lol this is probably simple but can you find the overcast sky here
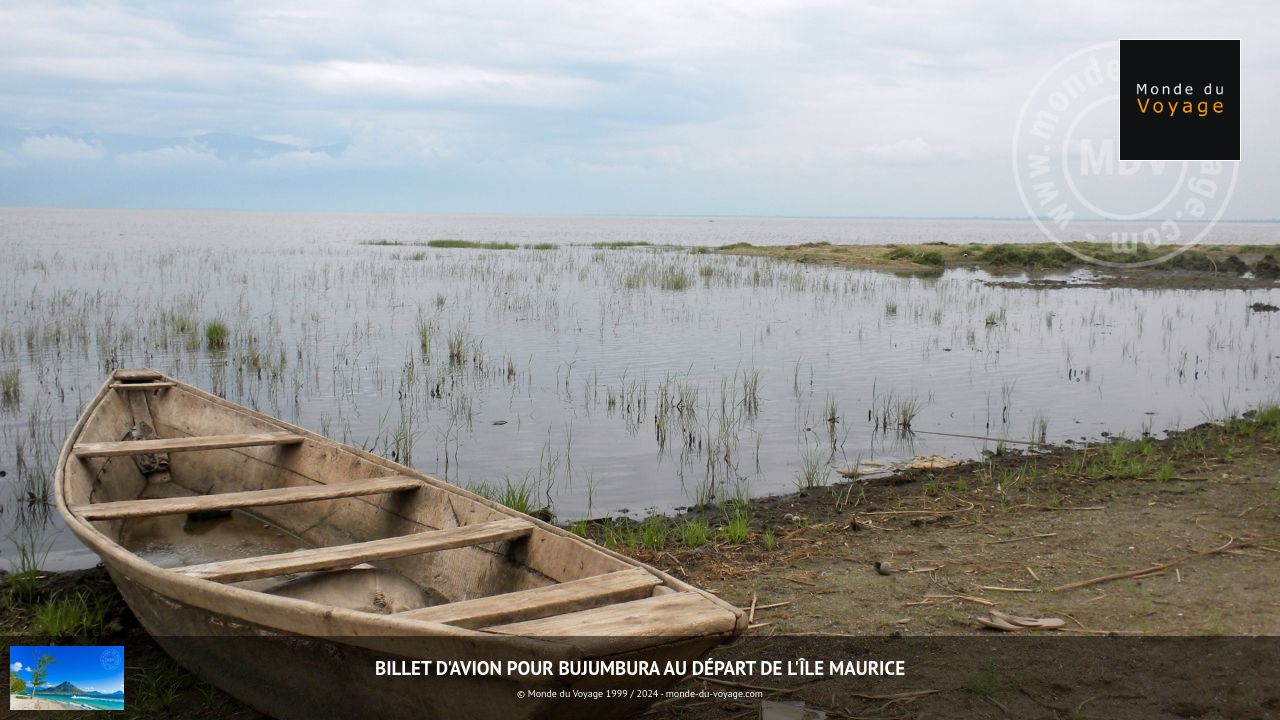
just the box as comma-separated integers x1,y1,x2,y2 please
1,1,1277,217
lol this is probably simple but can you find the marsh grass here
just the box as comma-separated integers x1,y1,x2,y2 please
204,320,229,349
591,241,652,249
717,502,750,544
31,591,110,640
470,477,537,515
133,663,190,716
741,370,761,416
677,517,710,548
659,267,691,290
639,514,668,550
0,367,18,408
5,529,52,604
426,239,519,250
885,246,945,267
1085,436,1157,480
447,328,468,365
416,315,433,355
794,442,829,489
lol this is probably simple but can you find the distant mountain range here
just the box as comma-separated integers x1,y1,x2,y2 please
38,681,86,695
29,682,122,697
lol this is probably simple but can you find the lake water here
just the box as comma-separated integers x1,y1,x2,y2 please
1,208,1277,569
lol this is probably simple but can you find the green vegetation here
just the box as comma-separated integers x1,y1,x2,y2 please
447,327,467,365
741,370,761,416
591,240,653,249
30,654,54,699
526,242,558,250
10,675,24,695
1225,403,1280,436
1,366,19,407
204,320,229,349
426,239,519,249
32,592,110,640
1084,436,1158,480
976,244,1073,269
762,527,778,551
886,245,945,267
962,664,1007,697
6,533,50,604
470,478,536,515
133,664,188,715
416,316,433,355
795,444,829,489
639,514,668,551
718,502,750,544
659,266,691,290
677,517,710,548
1255,253,1280,279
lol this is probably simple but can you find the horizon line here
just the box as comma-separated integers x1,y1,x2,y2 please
1,206,1277,224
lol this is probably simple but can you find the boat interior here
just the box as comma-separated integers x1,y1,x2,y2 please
63,370,739,639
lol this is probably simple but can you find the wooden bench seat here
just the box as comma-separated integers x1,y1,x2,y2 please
482,592,739,652
72,475,423,520
73,431,303,458
176,518,534,583
398,568,661,628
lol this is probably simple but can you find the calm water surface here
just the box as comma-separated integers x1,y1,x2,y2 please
1,209,1277,569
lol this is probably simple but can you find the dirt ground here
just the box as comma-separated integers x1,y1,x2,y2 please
655,434,1280,638
3,415,1278,719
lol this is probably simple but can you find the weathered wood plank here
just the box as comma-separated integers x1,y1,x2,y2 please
114,369,163,381
176,518,534,583
111,381,177,389
74,432,303,458
483,592,738,640
72,475,425,520
398,568,661,628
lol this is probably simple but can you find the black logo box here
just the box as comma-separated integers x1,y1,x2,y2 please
1120,39,1239,161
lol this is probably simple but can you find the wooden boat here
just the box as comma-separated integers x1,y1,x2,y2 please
56,369,745,719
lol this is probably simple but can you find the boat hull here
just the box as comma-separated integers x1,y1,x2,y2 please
56,371,743,720
109,561,721,720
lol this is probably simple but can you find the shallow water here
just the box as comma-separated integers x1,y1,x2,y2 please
1,208,1277,569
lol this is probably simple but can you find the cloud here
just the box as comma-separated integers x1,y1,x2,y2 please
115,144,221,168
20,134,105,161
10,661,21,672
0,1,1276,215
860,137,967,164
292,61,599,107
248,149,336,168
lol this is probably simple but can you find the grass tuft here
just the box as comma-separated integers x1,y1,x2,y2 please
204,320,229,349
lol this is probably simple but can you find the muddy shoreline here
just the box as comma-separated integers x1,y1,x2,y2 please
3,409,1277,718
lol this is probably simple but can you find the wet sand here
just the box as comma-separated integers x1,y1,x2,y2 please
9,694,86,710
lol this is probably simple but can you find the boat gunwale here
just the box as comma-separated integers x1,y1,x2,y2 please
54,369,746,647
